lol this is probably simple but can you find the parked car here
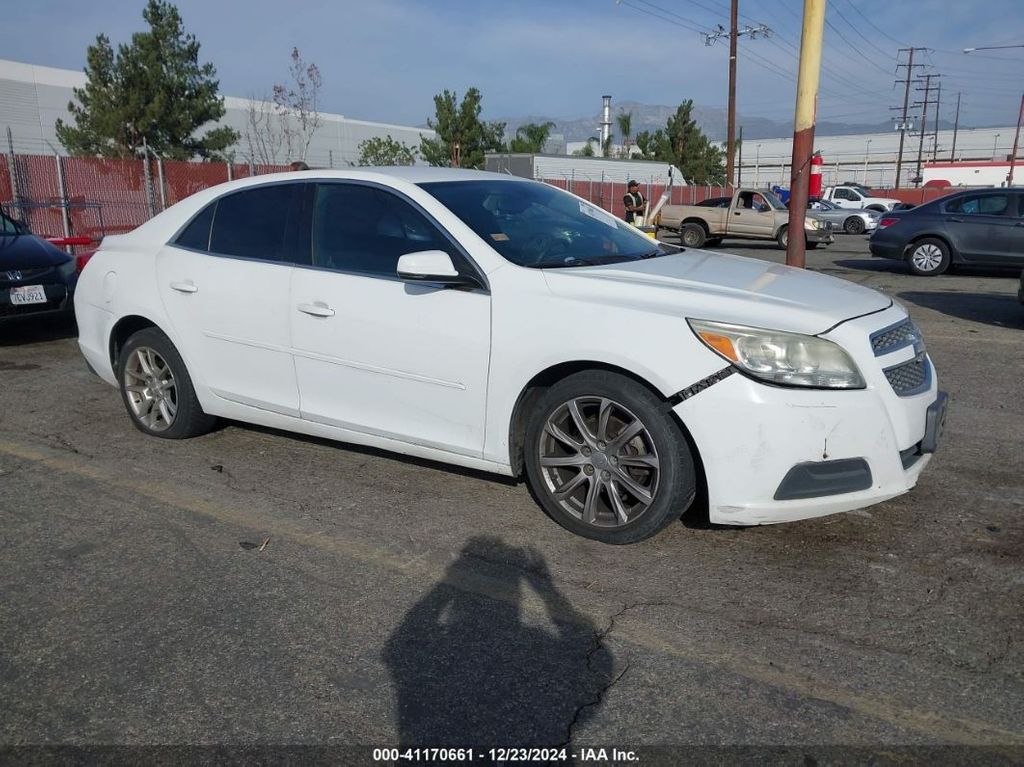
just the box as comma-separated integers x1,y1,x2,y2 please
658,187,834,249
1018,270,1024,305
0,209,81,323
76,169,945,544
804,198,879,234
821,184,902,213
870,188,1024,276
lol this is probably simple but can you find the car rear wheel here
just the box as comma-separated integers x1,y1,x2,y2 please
680,223,706,248
524,371,697,544
844,216,866,234
118,327,216,439
907,238,951,276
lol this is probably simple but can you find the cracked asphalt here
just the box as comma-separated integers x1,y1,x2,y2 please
0,236,1022,759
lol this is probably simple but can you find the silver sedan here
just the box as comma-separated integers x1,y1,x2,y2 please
807,198,879,235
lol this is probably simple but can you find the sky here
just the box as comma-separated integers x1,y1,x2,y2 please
6,0,1024,129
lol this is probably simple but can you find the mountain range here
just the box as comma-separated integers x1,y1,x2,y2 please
494,100,955,143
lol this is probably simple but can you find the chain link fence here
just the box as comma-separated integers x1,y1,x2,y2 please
1,144,289,252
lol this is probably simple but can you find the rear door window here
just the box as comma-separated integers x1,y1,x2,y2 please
945,193,1010,216
208,183,310,263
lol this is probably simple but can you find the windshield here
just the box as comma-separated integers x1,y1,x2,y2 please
759,189,787,210
420,179,676,268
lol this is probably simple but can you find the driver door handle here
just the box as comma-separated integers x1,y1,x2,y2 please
297,302,335,318
169,281,198,294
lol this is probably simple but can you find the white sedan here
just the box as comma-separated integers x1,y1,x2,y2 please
75,168,946,544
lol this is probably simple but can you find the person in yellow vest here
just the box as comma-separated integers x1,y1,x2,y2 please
622,180,646,224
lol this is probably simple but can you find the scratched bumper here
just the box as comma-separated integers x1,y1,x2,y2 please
672,368,934,526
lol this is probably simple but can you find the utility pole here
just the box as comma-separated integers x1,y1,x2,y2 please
785,0,825,269
912,74,940,187
1009,91,1023,187
891,47,926,188
932,83,942,161
727,0,738,189
704,15,770,189
950,92,961,162
737,125,743,185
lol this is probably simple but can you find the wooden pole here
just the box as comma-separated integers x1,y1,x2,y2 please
785,0,826,269
1008,92,1024,187
725,0,738,189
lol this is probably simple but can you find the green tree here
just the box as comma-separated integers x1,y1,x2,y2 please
572,139,596,157
616,110,633,157
56,0,237,160
508,121,555,153
664,100,724,184
357,135,417,166
632,101,724,184
419,87,505,169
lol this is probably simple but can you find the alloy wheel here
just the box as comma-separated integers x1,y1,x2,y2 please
538,396,660,528
911,243,943,273
123,346,178,431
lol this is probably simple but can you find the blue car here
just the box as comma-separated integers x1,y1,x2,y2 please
0,210,80,323
869,189,1024,276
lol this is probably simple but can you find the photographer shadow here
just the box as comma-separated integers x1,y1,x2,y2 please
383,536,614,750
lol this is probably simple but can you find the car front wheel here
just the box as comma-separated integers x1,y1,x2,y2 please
844,216,866,234
118,327,216,439
524,371,697,544
907,238,951,276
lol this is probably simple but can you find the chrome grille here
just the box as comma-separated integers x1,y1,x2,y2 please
871,319,922,356
884,353,930,397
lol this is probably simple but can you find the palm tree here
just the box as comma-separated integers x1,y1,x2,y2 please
616,111,633,158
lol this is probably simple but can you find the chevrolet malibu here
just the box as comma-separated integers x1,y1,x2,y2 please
75,169,946,544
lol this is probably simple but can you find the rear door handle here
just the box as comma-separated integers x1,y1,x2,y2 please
949,216,965,223
297,302,335,318
169,281,198,294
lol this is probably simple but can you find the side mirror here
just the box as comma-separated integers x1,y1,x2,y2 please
397,250,473,286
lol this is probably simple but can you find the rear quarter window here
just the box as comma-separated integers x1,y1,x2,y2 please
173,203,216,250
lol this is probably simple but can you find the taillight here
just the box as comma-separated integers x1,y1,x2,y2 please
76,251,96,273
877,217,899,229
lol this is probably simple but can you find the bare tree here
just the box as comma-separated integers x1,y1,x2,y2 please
243,92,286,166
272,47,323,163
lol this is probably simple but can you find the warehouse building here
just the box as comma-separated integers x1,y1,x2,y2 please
0,58,434,167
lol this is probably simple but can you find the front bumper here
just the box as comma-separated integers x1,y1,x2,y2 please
674,307,941,525
806,226,835,244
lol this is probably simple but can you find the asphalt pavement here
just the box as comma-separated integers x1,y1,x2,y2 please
0,235,1022,762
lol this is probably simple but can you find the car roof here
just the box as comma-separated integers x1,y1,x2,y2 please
257,167,521,185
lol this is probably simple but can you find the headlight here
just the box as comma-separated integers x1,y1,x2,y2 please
804,218,821,230
688,319,866,389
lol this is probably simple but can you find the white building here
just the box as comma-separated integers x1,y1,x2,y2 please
739,125,1021,189
0,58,434,166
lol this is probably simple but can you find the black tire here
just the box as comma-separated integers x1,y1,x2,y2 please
680,223,707,248
523,371,697,544
776,225,789,249
843,216,866,235
906,237,951,276
118,327,216,439
704,237,723,247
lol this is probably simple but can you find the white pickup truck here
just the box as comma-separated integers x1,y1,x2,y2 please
820,184,901,213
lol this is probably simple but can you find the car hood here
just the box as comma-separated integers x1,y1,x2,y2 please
542,250,891,335
0,234,72,269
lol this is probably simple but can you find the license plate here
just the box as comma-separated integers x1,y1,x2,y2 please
9,285,47,305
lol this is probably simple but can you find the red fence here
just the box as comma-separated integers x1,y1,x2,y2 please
0,153,289,249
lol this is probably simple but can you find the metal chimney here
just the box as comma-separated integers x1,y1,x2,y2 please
600,95,612,151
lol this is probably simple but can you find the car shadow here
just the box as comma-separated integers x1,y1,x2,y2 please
833,258,906,273
383,535,614,750
898,291,1024,330
0,316,77,347
228,422,520,487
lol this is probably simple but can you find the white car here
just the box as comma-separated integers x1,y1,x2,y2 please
75,169,947,544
